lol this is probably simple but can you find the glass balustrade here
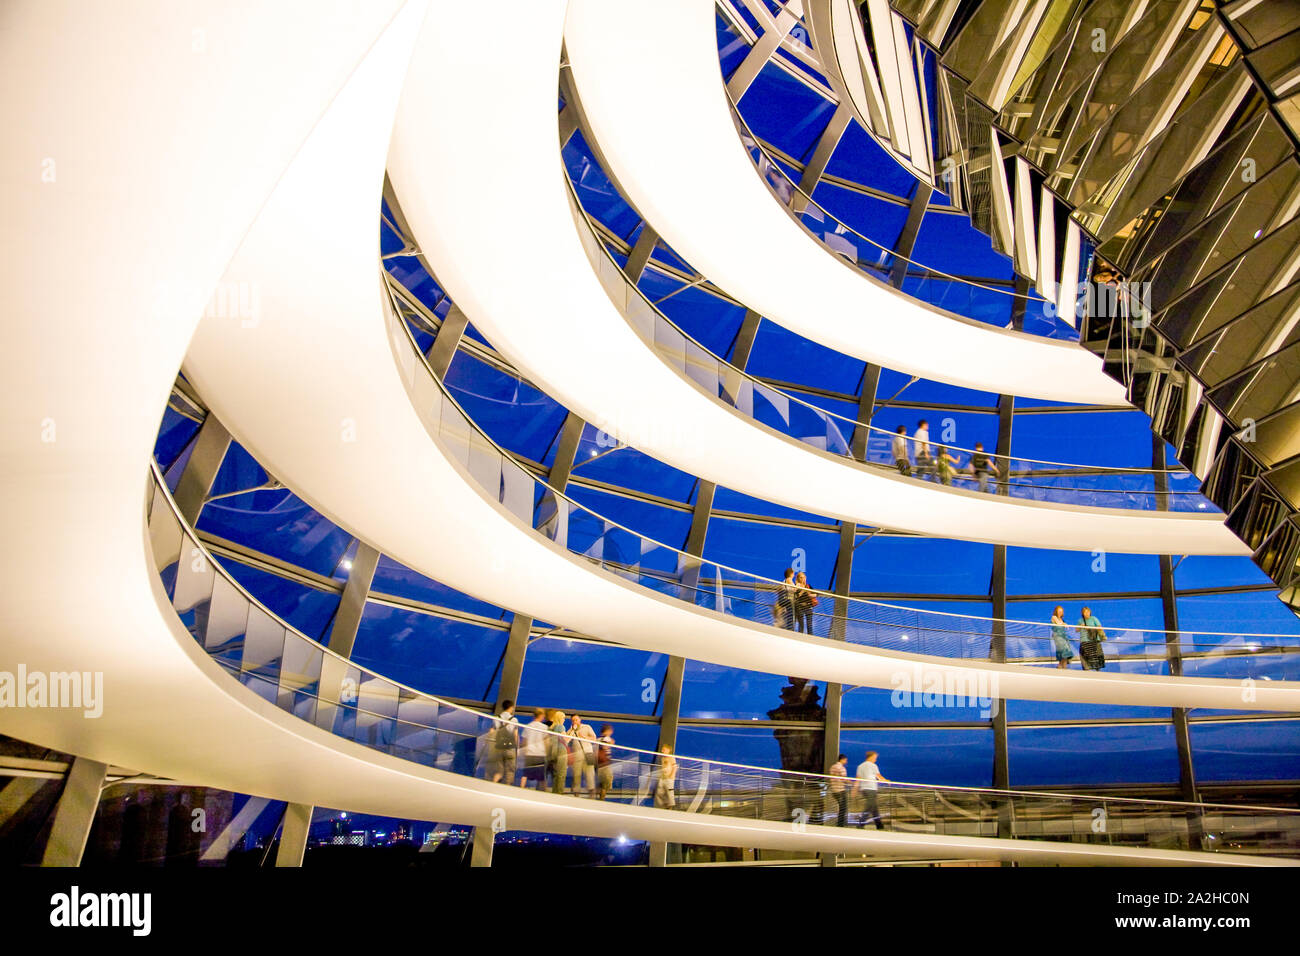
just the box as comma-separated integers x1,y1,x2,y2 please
379,278,1300,675
145,465,1300,859
557,169,1204,512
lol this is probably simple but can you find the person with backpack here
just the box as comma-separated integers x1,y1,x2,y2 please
968,442,994,493
596,724,615,800
569,713,598,797
1078,606,1107,670
546,709,569,795
892,425,911,476
489,699,519,785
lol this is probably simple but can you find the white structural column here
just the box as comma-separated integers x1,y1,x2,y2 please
563,0,1125,405
385,0,1243,555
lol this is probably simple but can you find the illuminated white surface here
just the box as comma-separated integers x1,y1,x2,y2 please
187,0,1285,709
564,0,1126,406
385,0,1243,555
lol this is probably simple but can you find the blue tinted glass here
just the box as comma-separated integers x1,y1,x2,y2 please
677,724,817,769
569,439,698,503
1007,547,1159,596
566,484,693,551
198,490,354,578
738,61,835,161
681,661,821,720
517,638,671,717
154,407,200,472
1175,555,1273,590
703,517,840,589
208,440,268,498
351,603,507,702
841,728,994,787
823,120,918,197
369,555,506,621
218,558,341,642
1004,698,1172,721
810,182,907,249
1176,592,1300,636
911,210,1013,278
852,535,994,596
712,485,836,524
746,321,868,395
1008,724,1179,785
874,367,998,409
716,10,750,80
639,271,747,356
1190,720,1300,781
842,683,991,722
1010,409,1154,467
443,351,566,462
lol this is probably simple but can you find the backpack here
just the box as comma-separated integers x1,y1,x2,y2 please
547,726,567,760
494,719,516,752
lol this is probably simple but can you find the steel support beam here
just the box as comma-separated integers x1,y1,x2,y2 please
424,304,468,379
1007,273,1033,331
40,756,107,867
889,183,934,288
624,223,659,284
850,364,882,462
494,612,532,709
0,775,47,827
469,824,495,867
729,309,763,371
725,7,797,100
199,796,273,862
992,396,1013,843
325,543,380,658
558,101,579,148
547,411,586,492
650,481,712,868
1153,431,1203,847
172,414,231,525
274,802,311,867
794,103,853,216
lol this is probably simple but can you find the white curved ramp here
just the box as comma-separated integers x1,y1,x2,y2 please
384,0,1241,555
180,2,1292,710
562,0,1124,406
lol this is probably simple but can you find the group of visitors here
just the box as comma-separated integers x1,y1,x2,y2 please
892,420,1001,493
774,568,818,632
482,702,679,805
1048,605,1108,669
826,750,891,829
484,706,896,828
